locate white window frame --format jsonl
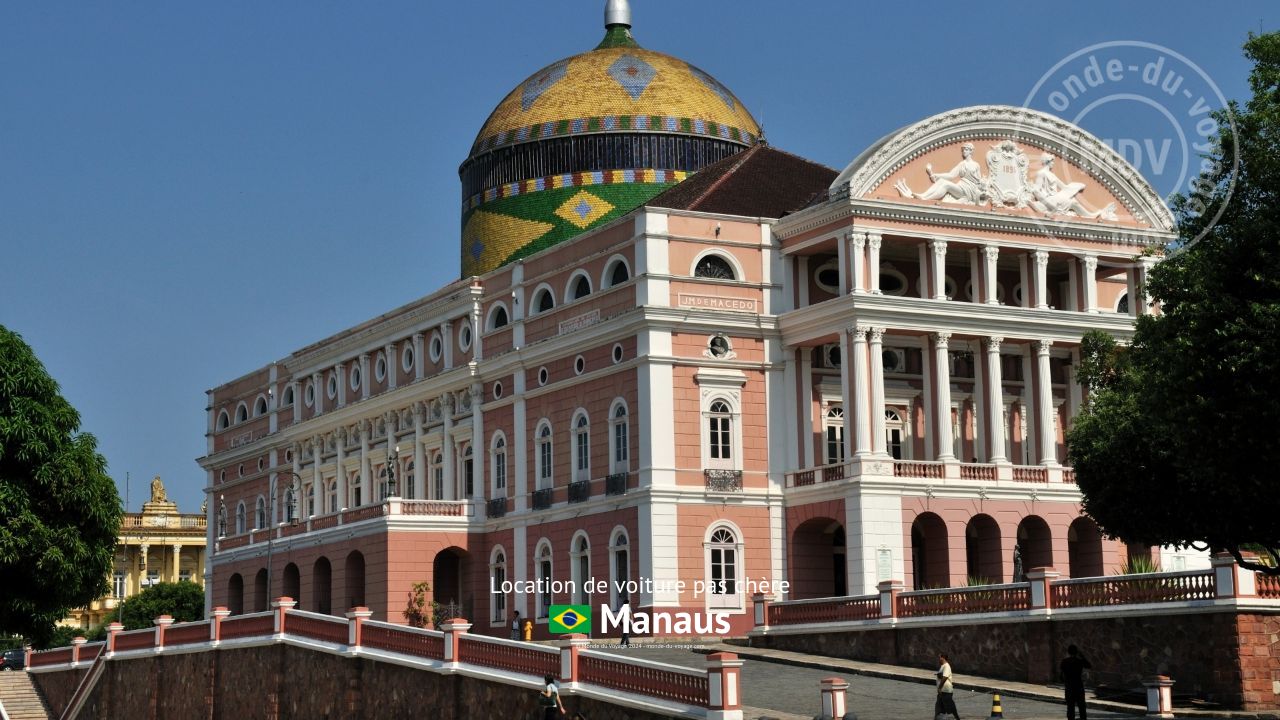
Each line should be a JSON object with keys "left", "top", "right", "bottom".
{"left": 535, "top": 540, "right": 554, "bottom": 620}
{"left": 490, "top": 547, "right": 508, "bottom": 624}
{"left": 536, "top": 421, "right": 553, "bottom": 490}
{"left": 609, "top": 527, "right": 631, "bottom": 609}
{"left": 235, "top": 402, "right": 249, "bottom": 424}
{"left": 217, "top": 410, "right": 230, "bottom": 430}
{"left": 530, "top": 283, "right": 556, "bottom": 315}
{"left": 432, "top": 451, "right": 444, "bottom": 500}
{"left": 690, "top": 248, "right": 743, "bottom": 281}
{"left": 486, "top": 302, "right": 511, "bottom": 331}
{"left": 571, "top": 411, "right": 590, "bottom": 483}
{"left": 700, "top": 390, "right": 742, "bottom": 471}
{"left": 609, "top": 400, "right": 630, "bottom": 474}
{"left": 327, "top": 480, "right": 338, "bottom": 513}
{"left": 565, "top": 270, "right": 593, "bottom": 303}
{"left": 824, "top": 406, "right": 845, "bottom": 465}
{"left": 601, "top": 255, "right": 631, "bottom": 288}
{"left": 570, "top": 531, "right": 591, "bottom": 605}
{"left": 236, "top": 501, "right": 247, "bottom": 534}
{"left": 704, "top": 523, "right": 745, "bottom": 612}
{"left": 491, "top": 433, "right": 507, "bottom": 493}
{"left": 349, "top": 470, "right": 363, "bottom": 508}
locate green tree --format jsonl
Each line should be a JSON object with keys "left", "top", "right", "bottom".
{"left": 0, "top": 327, "right": 123, "bottom": 643}
{"left": 118, "top": 582, "right": 205, "bottom": 630}
{"left": 1068, "top": 33, "right": 1280, "bottom": 574}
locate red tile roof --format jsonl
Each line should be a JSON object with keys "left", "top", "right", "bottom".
{"left": 648, "top": 143, "right": 837, "bottom": 218}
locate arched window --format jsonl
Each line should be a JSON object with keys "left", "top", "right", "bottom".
{"left": 284, "top": 484, "right": 296, "bottom": 523}
{"left": 488, "top": 304, "right": 509, "bottom": 330}
{"left": 462, "top": 445, "right": 474, "bottom": 498}
{"left": 254, "top": 396, "right": 268, "bottom": 417}
{"left": 706, "top": 400, "right": 734, "bottom": 467}
{"left": 217, "top": 410, "right": 230, "bottom": 431}
{"left": 886, "top": 408, "right": 907, "bottom": 460}
{"left": 377, "top": 466, "right": 389, "bottom": 503}
{"left": 533, "top": 287, "right": 555, "bottom": 314}
{"left": 350, "top": 471, "right": 363, "bottom": 508}
{"left": 235, "top": 502, "right": 247, "bottom": 534}
{"left": 568, "top": 273, "right": 591, "bottom": 301}
{"left": 255, "top": 496, "right": 267, "bottom": 530}
{"left": 305, "top": 483, "right": 316, "bottom": 517}
{"left": 706, "top": 526, "right": 742, "bottom": 610}
{"left": 404, "top": 460, "right": 415, "bottom": 500}
{"left": 573, "top": 413, "right": 590, "bottom": 482}
{"left": 610, "top": 402, "right": 629, "bottom": 473}
{"left": 825, "top": 406, "right": 845, "bottom": 465}
{"left": 432, "top": 451, "right": 444, "bottom": 499}
{"left": 694, "top": 254, "right": 737, "bottom": 280}
{"left": 1116, "top": 292, "right": 1130, "bottom": 314}
{"left": 491, "top": 435, "right": 507, "bottom": 491}
{"left": 571, "top": 534, "right": 591, "bottom": 605}
{"left": 537, "top": 423, "right": 553, "bottom": 490}
{"left": 605, "top": 258, "right": 630, "bottom": 287}
{"left": 327, "top": 480, "right": 338, "bottom": 513}
{"left": 490, "top": 548, "right": 508, "bottom": 622}
{"left": 536, "top": 541, "right": 553, "bottom": 618}
{"left": 282, "top": 385, "right": 295, "bottom": 406}
{"left": 610, "top": 529, "right": 631, "bottom": 609}
{"left": 235, "top": 403, "right": 248, "bottom": 424}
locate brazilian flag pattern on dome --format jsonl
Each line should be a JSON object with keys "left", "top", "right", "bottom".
{"left": 457, "top": 19, "right": 760, "bottom": 278}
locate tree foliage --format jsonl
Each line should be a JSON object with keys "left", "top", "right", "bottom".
{"left": 1068, "top": 33, "right": 1280, "bottom": 573}
{"left": 118, "top": 581, "right": 205, "bottom": 630}
{"left": 0, "top": 327, "right": 122, "bottom": 643}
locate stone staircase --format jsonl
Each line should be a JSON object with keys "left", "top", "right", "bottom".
{"left": 0, "top": 671, "right": 53, "bottom": 720}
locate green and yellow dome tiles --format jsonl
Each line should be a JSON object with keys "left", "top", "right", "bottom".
{"left": 457, "top": 0, "right": 761, "bottom": 278}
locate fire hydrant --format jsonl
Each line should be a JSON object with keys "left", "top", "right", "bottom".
{"left": 522, "top": 618, "right": 533, "bottom": 641}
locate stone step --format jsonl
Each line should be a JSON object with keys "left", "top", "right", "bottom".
{"left": 0, "top": 671, "right": 53, "bottom": 720}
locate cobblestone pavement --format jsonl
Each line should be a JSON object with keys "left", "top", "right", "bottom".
{"left": 591, "top": 644, "right": 1146, "bottom": 720}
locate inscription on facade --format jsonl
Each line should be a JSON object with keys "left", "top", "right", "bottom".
{"left": 677, "top": 293, "right": 758, "bottom": 313}
{"left": 558, "top": 309, "right": 601, "bottom": 334}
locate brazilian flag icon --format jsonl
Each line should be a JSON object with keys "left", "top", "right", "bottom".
{"left": 549, "top": 604, "right": 592, "bottom": 634}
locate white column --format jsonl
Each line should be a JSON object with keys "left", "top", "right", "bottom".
{"left": 359, "top": 353, "right": 371, "bottom": 400}
{"left": 441, "top": 321, "right": 454, "bottom": 370}
{"left": 471, "top": 304, "right": 484, "bottom": 362}
{"left": 1036, "top": 340, "right": 1058, "bottom": 466}
{"left": 1137, "top": 259, "right": 1155, "bottom": 315}
{"left": 470, "top": 384, "right": 484, "bottom": 499}
{"left": 1066, "top": 258, "right": 1080, "bottom": 311}
{"left": 933, "top": 332, "right": 954, "bottom": 460}
{"left": 335, "top": 430, "right": 347, "bottom": 510}
{"left": 385, "top": 344, "right": 398, "bottom": 390}
{"left": 1082, "top": 256, "right": 1099, "bottom": 313}
{"left": 441, "top": 395, "right": 455, "bottom": 500}
{"left": 801, "top": 348, "right": 816, "bottom": 468}
{"left": 171, "top": 544, "right": 181, "bottom": 582}
{"left": 917, "top": 243, "right": 929, "bottom": 299}
{"left": 929, "top": 240, "right": 948, "bottom": 300}
{"left": 1126, "top": 267, "right": 1139, "bottom": 317}
{"left": 920, "top": 339, "right": 935, "bottom": 460}
{"left": 850, "top": 326, "right": 871, "bottom": 456}
{"left": 413, "top": 404, "right": 425, "bottom": 500}
{"left": 413, "top": 332, "right": 425, "bottom": 380}
{"left": 849, "top": 231, "right": 867, "bottom": 294}
{"left": 335, "top": 363, "right": 346, "bottom": 407}
{"left": 1019, "top": 348, "right": 1034, "bottom": 465}
{"left": 867, "top": 232, "right": 882, "bottom": 294}
{"left": 359, "top": 422, "right": 372, "bottom": 500}
{"left": 836, "top": 233, "right": 848, "bottom": 295}
{"left": 982, "top": 246, "right": 1000, "bottom": 305}
{"left": 311, "top": 372, "right": 324, "bottom": 414}
{"left": 967, "top": 248, "right": 980, "bottom": 304}
{"left": 1033, "top": 250, "right": 1050, "bottom": 309}
{"left": 869, "top": 327, "right": 887, "bottom": 455}
{"left": 838, "top": 330, "right": 853, "bottom": 462}
{"left": 310, "top": 436, "right": 322, "bottom": 512}
{"left": 1018, "top": 254, "right": 1031, "bottom": 308}
{"left": 291, "top": 382, "right": 302, "bottom": 424}
{"left": 971, "top": 340, "right": 986, "bottom": 462}
{"left": 985, "top": 337, "right": 1007, "bottom": 463}
{"left": 1067, "top": 347, "right": 1083, "bottom": 430}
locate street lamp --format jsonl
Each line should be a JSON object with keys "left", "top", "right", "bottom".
{"left": 266, "top": 469, "right": 303, "bottom": 604}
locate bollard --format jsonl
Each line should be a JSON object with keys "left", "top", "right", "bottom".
{"left": 105, "top": 622, "right": 124, "bottom": 656}
{"left": 210, "top": 606, "right": 231, "bottom": 643}
{"left": 987, "top": 693, "right": 1003, "bottom": 719}
{"left": 71, "top": 636, "right": 87, "bottom": 665}
{"left": 558, "top": 633, "right": 589, "bottom": 688}
{"left": 1143, "top": 675, "right": 1174, "bottom": 718}
{"left": 346, "top": 606, "right": 373, "bottom": 647}
{"left": 272, "top": 596, "right": 297, "bottom": 636}
{"left": 154, "top": 615, "right": 174, "bottom": 650}
{"left": 440, "top": 618, "right": 470, "bottom": 667}
{"left": 819, "top": 677, "right": 849, "bottom": 719}
{"left": 705, "top": 652, "right": 744, "bottom": 720}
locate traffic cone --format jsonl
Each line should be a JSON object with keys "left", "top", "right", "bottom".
{"left": 987, "top": 693, "right": 1004, "bottom": 719}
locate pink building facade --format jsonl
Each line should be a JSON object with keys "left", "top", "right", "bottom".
{"left": 201, "top": 7, "right": 1183, "bottom": 638}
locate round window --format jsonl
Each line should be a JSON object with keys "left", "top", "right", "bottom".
{"left": 612, "top": 343, "right": 624, "bottom": 364}
{"left": 538, "top": 367, "right": 549, "bottom": 386}
{"left": 879, "top": 268, "right": 908, "bottom": 296}
{"left": 350, "top": 367, "right": 361, "bottom": 391}
{"left": 460, "top": 324, "right": 473, "bottom": 352}
{"left": 375, "top": 353, "right": 387, "bottom": 382}
{"left": 574, "top": 355, "right": 585, "bottom": 375}
{"left": 402, "top": 344, "right": 415, "bottom": 372}
{"left": 327, "top": 374, "right": 338, "bottom": 399}
{"left": 826, "top": 344, "right": 842, "bottom": 368}
{"left": 304, "top": 382, "right": 315, "bottom": 407}
{"left": 429, "top": 334, "right": 443, "bottom": 363}
{"left": 708, "top": 335, "right": 730, "bottom": 359}
{"left": 814, "top": 259, "right": 840, "bottom": 294}
{"left": 493, "top": 381, "right": 503, "bottom": 400}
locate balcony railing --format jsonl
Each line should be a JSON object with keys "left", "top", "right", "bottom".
{"left": 532, "top": 487, "right": 553, "bottom": 511}
{"left": 568, "top": 479, "right": 590, "bottom": 504}
{"left": 1012, "top": 465, "right": 1049, "bottom": 483}
{"left": 893, "top": 460, "right": 945, "bottom": 479}
{"left": 485, "top": 497, "right": 507, "bottom": 519}
{"left": 704, "top": 469, "right": 743, "bottom": 493}
{"left": 605, "top": 472, "right": 628, "bottom": 496}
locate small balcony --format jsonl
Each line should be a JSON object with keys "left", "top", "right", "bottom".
{"left": 486, "top": 497, "right": 507, "bottom": 519}
{"left": 605, "top": 472, "right": 628, "bottom": 496}
{"left": 704, "top": 469, "right": 743, "bottom": 493}
{"left": 532, "top": 487, "right": 553, "bottom": 511}
{"left": 568, "top": 479, "right": 590, "bottom": 504}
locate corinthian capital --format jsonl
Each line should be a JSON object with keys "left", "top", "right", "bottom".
{"left": 932, "top": 332, "right": 952, "bottom": 349}
{"left": 1035, "top": 339, "right": 1053, "bottom": 355}
{"left": 985, "top": 336, "right": 1004, "bottom": 352}
{"left": 868, "top": 326, "right": 886, "bottom": 344}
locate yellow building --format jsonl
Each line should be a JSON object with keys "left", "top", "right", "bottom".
{"left": 63, "top": 476, "right": 208, "bottom": 630}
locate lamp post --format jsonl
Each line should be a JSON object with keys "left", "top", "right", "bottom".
{"left": 266, "top": 470, "right": 303, "bottom": 604}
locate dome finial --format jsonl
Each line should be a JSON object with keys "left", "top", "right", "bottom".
{"left": 604, "top": 0, "right": 631, "bottom": 29}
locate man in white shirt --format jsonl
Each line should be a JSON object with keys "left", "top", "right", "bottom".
{"left": 935, "top": 652, "right": 960, "bottom": 720}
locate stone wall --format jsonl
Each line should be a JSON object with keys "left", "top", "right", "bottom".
{"left": 754, "top": 610, "right": 1279, "bottom": 711}
{"left": 36, "top": 643, "right": 684, "bottom": 719}
{"left": 29, "top": 665, "right": 88, "bottom": 718}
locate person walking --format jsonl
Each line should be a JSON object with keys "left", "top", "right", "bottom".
{"left": 617, "top": 597, "right": 631, "bottom": 648}
{"left": 935, "top": 652, "right": 960, "bottom": 720}
{"left": 540, "top": 673, "right": 566, "bottom": 719}
{"left": 1061, "top": 644, "right": 1092, "bottom": 720}
{"left": 511, "top": 610, "right": 521, "bottom": 641}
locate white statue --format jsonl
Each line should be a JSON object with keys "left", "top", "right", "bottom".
{"left": 1031, "top": 153, "right": 1118, "bottom": 220}
{"left": 895, "top": 143, "right": 988, "bottom": 205}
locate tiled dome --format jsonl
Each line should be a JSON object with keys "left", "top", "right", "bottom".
{"left": 458, "top": 1, "right": 761, "bottom": 277}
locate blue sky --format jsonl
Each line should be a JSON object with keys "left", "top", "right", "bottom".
{"left": 1, "top": 1, "right": 1272, "bottom": 513}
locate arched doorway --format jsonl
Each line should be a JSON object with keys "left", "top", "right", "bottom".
{"left": 910, "top": 512, "right": 950, "bottom": 590}
{"left": 344, "top": 551, "right": 365, "bottom": 610}
{"left": 253, "top": 568, "right": 268, "bottom": 612}
{"left": 312, "top": 557, "right": 332, "bottom": 614}
{"left": 433, "top": 547, "right": 467, "bottom": 615}
{"left": 283, "top": 562, "right": 301, "bottom": 604}
{"left": 790, "top": 518, "right": 846, "bottom": 599}
{"left": 1017, "top": 516, "right": 1053, "bottom": 576}
{"left": 1068, "top": 517, "right": 1104, "bottom": 578}
{"left": 227, "top": 573, "right": 244, "bottom": 615}
{"left": 965, "top": 514, "right": 1002, "bottom": 584}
